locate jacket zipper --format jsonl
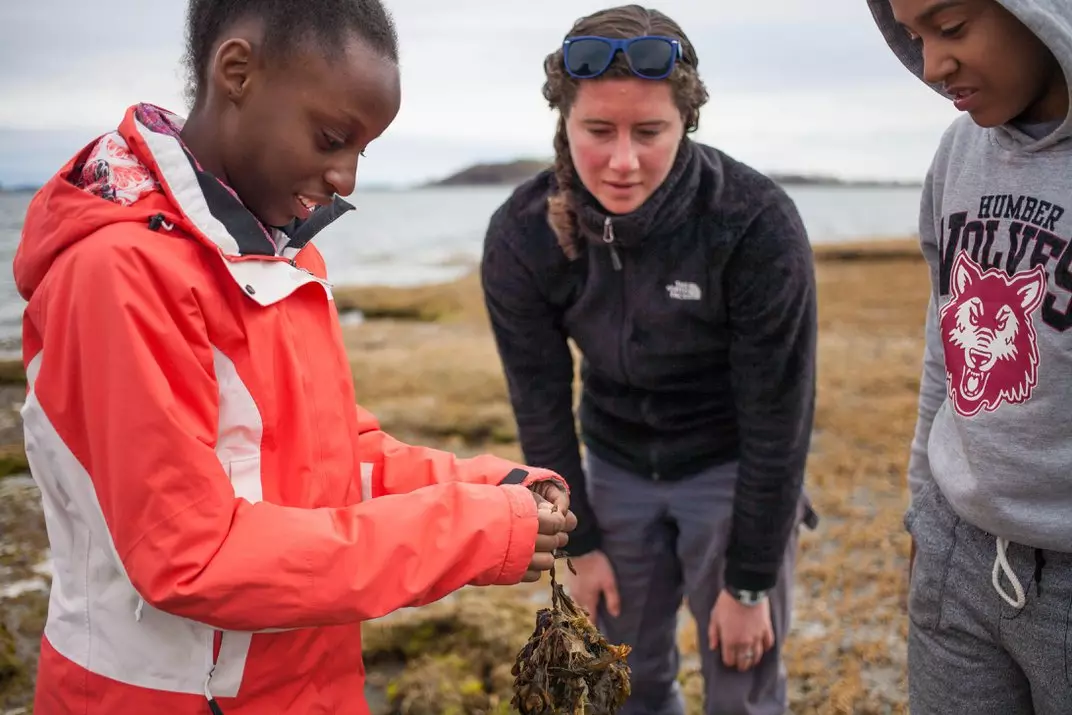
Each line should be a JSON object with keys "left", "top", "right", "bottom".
{"left": 603, "top": 215, "right": 660, "bottom": 480}
{"left": 135, "top": 593, "right": 225, "bottom": 713}
{"left": 604, "top": 216, "right": 631, "bottom": 390}
{"left": 602, "top": 216, "right": 622, "bottom": 271}
{"left": 204, "top": 630, "right": 225, "bottom": 714}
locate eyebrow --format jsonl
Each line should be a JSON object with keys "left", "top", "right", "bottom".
{"left": 580, "top": 119, "right": 671, "bottom": 127}
{"left": 916, "top": 0, "right": 966, "bottom": 23}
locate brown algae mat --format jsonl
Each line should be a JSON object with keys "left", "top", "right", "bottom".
{"left": 0, "top": 237, "right": 930, "bottom": 714}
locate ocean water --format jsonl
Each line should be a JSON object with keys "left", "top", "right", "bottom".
{"left": 0, "top": 182, "right": 923, "bottom": 351}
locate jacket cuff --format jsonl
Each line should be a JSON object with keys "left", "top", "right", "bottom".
{"left": 500, "top": 467, "right": 570, "bottom": 493}
{"left": 723, "top": 562, "right": 778, "bottom": 592}
{"left": 490, "top": 485, "right": 539, "bottom": 585}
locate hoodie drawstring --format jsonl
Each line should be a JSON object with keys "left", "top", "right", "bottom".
{"left": 992, "top": 537, "right": 1048, "bottom": 608}
{"left": 992, "top": 537, "right": 1026, "bottom": 608}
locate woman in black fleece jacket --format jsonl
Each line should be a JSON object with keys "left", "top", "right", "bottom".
{"left": 480, "top": 6, "right": 818, "bottom": 714}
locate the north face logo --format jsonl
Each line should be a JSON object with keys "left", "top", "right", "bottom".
{"left": 939, "top": 252, "right": 1047, "bottom": 417}
{"left": 666, "top": 280, "right": 701, "bottom": 300}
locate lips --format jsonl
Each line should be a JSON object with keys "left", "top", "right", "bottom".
{"left": 294, "top": 194, "right": 331, "bottom": 219}
{"left": 947, "top": 86, "right": 980, "bottom": 112}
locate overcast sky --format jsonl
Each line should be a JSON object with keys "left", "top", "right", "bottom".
{"left": 0, "top": 0, "right": 960, "bottom": 188}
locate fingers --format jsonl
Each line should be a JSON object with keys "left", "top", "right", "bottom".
{"left": 524, "top": 505, "right": 571, "bottom": 582}
{"left": 545, "top": 485, "right": 570, "bottom": 514}
{"left": 601, "top": 574, "right": 621, "bottom": 618}
{"left": 522, "top": 549, "right": 556, "bottom": 582}
{"left": 536, "top": 503, "right": 566, "bottom": 536}
{"left": 735, "top": 640, "right": 762, "bottom": 672}
{"left": 721, "top": 640, "right": 735, "bottom": 669}
{"left": 727, "top": 636, "right": 772, "bottom": 672}
{"left": 535, "top": 532, "right": 568, "bottom": 553}
{"left": 563, "top": 509, "right": 578, "bottom": 533}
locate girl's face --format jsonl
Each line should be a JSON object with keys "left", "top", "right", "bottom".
{"left": 890, "top": 0, "right": 1066, "bottom": 128}
{"left": 211, "top": 31, "right": 401, "bottom": 227}
{"left": 565, "top": 77, "right": 684, "bottom": 216}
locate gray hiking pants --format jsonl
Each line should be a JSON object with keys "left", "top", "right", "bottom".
{"left": 907, "top": 481, "right": 1072, "bottom": 714}
{"left": 584, "top": 450, "right": 802, "bottom": 715}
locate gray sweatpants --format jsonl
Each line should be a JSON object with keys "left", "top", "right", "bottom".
{"left": 907, "top": 481, "right": 1072, "bottom": 714}
{"left": 584, "top": 450, "right": 801, "bottom": 715}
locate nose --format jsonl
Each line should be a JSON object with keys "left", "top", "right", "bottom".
{"left": 607, "top": 133, "right": 639, "bottom": 174}
{"left": 921, "top": 40, "right": 957, "bottom": 85}
{"left": 324, "top": 150, "right": 360, "bottom": 198}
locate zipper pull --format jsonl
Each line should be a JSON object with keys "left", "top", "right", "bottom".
{"left": 602, "top": 216, "right": 622, "bottom": 271}
{"left": 204, "top": 662, "right": 225, "bottom": 714}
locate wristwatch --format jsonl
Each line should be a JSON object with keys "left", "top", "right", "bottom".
{"left": 726, "top": 585, "right": 768, "bottom": 606}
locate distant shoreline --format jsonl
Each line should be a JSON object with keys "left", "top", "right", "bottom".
{"left": 423, "top": 159, "right": 925, "bottom": 190}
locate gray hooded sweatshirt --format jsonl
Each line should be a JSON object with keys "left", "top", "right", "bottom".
{"left": 868, "top": 0, "right": 1072, "bottom": 605}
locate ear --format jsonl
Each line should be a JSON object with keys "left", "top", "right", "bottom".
{"left": 1014, "top": 268, "right": 1047, "bottom": 312}
{"left": 210, "top": 37, "right": 255, "bottom": 102}
{"left": 951, "top": 252, "right": 980, "bottom": 295}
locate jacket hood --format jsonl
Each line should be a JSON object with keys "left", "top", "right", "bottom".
{"left": 868, "top": 0, "right": 1072, "bottom": 149}
{"left": 14, "top": 103, "right": 353, "bottom": 302}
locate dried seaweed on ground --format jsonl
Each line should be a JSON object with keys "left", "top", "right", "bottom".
{"left": 511, "top": 555, "right": 632, "bottom": 714}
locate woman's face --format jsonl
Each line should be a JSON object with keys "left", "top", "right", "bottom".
{"left": 565, "top": 77, "right": 684, "bottom": 215}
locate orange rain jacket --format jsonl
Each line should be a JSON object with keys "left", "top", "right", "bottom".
{"left": 13, "top": 103, "right": 565, "bottom": 714}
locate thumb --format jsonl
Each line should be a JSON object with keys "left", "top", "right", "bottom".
{"left": 603, "top": 574, "right": 621, "bottom": 618}
{"left": 708, "top": 611, "right": 719, "bottom": 652}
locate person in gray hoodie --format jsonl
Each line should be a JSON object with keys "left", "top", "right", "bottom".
{"left": 868, "top": 0, "right": 1071, "bottom": 712}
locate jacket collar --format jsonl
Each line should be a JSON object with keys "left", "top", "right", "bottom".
{"left": 574, "top": 137, "right": 701, "bottom": 250}
{"left": 121, "top": 103, "right": 354, "bottom": 261}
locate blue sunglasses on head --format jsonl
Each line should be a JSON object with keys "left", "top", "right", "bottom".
{"left": 563, "top": 35, "right": 683, "bottom": 80}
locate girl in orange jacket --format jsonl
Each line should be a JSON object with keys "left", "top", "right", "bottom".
{"left": 13, "top": 1, "right": 575, "bottom": 713}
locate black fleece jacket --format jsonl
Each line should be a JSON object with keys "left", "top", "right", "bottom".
{"left": 480, "top": 139, "right": 818, "bottom": 592}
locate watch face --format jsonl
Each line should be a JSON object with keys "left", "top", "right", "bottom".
{"left": 732, "top": 589, "right": 767, "bottom": 605}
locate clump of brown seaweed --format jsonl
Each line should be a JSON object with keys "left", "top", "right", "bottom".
{"left": 510, "top": 554, "right": 632, "bottom": 714}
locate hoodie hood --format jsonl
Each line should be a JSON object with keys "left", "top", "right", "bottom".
{"left": 14, "top": 103, "right": 353, "bottom": 302}
{"left": 868, "top": 0, "right": 1072, "bottom": 149}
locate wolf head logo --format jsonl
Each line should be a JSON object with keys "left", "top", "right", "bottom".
{"left": 939, "top": 252, "right": 1047, "bottom": 418}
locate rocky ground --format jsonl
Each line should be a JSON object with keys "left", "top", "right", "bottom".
{"left": 0, "top": 238, "right": 930, "bottom": 714}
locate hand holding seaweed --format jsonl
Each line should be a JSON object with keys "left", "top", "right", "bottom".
{"left": 510, "top": 540, "right": 632, "bottom": 714}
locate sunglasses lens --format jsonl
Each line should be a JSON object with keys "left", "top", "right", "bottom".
{"left": 627, "top": 38, "right": 675, "bottom": 78}
{"left": 565, "top": 39, "right": 613, "bottom": 77}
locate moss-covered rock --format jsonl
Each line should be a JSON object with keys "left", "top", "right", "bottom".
{"left": 0, "top": 621, "right": 30, "bottom": 711}
{"left": 0, "top": 445, "right": 28, "bottom": 479}
{"left": 0, "top": 360, "right": 25, "bottom": 386}
{"left": 334, "top": 283, "right": 464, "bottom": 323}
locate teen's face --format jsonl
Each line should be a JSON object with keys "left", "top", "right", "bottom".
{"left": 890, "top": 0, "right": 1067, "bottom": 127}
{"left": 565, "top": 78, "right": 684, "bottom": 215}
{"left": 212, "top": 33, "right": 401, "bottom": 227}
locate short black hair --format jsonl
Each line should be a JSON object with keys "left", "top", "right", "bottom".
{"left": 182, "top": 0, "right": 399, "bottom": 102}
